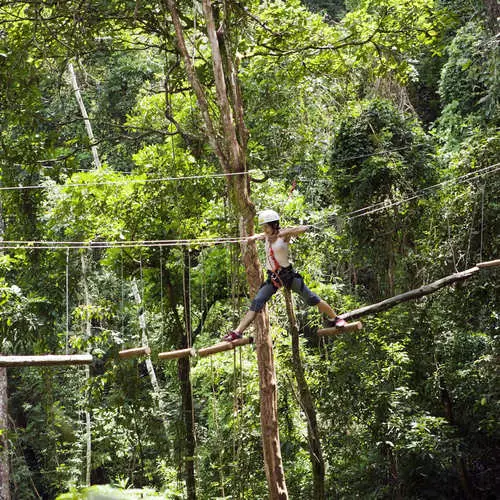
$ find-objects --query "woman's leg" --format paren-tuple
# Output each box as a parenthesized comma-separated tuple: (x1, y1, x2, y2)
(317, 299, 337, 319)
(224, 281, 277, 339)
(290, 277, 345, 325)
(235, 310, 257, 334)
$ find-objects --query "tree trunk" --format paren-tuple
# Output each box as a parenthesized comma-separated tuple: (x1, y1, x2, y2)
(283, 289, 326, 500)
(163, 1, 288, 497)
(68, 63, 101, 169)
(180, 249, 197, 500)
(483, 0, 499, 32)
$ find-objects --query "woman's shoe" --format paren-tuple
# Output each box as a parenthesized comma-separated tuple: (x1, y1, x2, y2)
(222, 330, 243, 342)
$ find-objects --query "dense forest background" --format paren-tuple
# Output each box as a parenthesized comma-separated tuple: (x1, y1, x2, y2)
(0, 0, 498, 498)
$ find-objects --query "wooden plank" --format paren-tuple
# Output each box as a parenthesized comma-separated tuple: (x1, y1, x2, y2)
(342, 267, 480, 321)
(118, 346, 151, 359)
(317, 321, 363, 336)
(158, 347, 196, 360)
(476, 259, 500, 269)
(0, 354, 93, 367)
(197, 337, 253, 358)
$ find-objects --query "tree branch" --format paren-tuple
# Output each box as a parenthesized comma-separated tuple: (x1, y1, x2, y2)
(342, 266, 484, 321)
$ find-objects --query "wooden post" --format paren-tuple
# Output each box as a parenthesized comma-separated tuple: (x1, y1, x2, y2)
(342, 267, 481, 321)
(283, 289, 326, 499)
(198, 337, 253, 358)
(317, 322, 363, 337)
(118, 347, 151, 359)
(0, 355, 93, 367)
(158, 348, 195, 361)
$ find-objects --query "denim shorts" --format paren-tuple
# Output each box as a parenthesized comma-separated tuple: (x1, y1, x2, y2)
(249, 271, 321, 312)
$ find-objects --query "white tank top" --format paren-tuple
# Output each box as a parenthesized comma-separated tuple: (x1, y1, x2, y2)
(265, 237, 290, 271)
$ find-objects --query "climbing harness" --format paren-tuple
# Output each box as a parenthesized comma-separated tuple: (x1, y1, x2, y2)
(267, 244, 301, 290)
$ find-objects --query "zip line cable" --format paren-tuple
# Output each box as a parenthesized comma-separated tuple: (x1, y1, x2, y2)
(0, 169, 262, 192)
(0, 142, 431, 193)
(0, 162, 497, 251)
(346, 163, 499, 220)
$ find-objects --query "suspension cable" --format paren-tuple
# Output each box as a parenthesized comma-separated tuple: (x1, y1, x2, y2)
(1, 162, 497, 250)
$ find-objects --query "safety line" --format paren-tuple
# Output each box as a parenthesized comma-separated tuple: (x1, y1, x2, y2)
(346, 163, 499, 220)
(0, 143, 430, 192)
(0, 169, 260, 192)
(0, 162, 497, 251)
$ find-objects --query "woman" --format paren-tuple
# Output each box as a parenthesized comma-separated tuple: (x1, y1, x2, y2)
(223, 209, 346, 341)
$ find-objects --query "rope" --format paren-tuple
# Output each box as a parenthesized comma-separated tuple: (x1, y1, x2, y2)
(160, 246, 165, 337)
(347, 163, 499, 219)
(480, 184, 485, 262)
(0, 142, 445, 193)
(2, 162, 498, 251)
(65, 248, 70, 354)
(120, 248, 125, 337)
(210, 356, 227, 498)
(0, 169, 263, 192)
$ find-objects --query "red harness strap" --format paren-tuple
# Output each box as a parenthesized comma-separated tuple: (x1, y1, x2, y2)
(268, 245, 283, 288)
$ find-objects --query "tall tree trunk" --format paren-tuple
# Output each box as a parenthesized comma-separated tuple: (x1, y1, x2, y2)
(483, 0, 499, 32)
(163, 1, 288, 497)
(283, 289, 326, 499)
(68, 63, 101, 169)
(180, 249, 197, 499)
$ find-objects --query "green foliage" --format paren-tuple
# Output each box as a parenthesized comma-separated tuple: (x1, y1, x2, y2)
(56, 484, 166, 499)
(0, 0, 498, 498)
(330, 98, 435, 210)
(437, 19, 499, 141)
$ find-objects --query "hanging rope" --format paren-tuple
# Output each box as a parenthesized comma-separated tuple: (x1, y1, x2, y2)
(120, 248, 125, 336)
(160, 246, 165, 337)
(480, 183, 485, 262)
(210, 356, 227, 498)
(65, 248, 70, 354)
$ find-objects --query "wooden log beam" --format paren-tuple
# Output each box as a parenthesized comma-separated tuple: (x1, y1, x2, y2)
(0, 354, 93, 367)
(342, 267, 480, 321)
(158, 347, 196, 361)
(317, 321, 363, 337)
(118, 347, 151, 359)
(197, 337, 253, 358)
(476, 259, 500, 269)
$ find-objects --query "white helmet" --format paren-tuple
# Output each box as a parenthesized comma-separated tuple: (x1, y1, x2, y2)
(258, 209, 280, 225)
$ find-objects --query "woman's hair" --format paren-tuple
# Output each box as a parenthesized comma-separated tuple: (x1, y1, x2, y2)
(269, 221, 280, 233)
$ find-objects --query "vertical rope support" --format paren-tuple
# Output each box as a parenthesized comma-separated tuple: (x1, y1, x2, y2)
(210, 356, 226, 498)
(188, 247, 192, 348)
(200, 249, 206, 334)
(480, 184, 485, 262)
(80, 251, 92, 487)
(65, 248, 70, 354)
(160, 246, 165, 337)
(120, 248, 125, 335)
